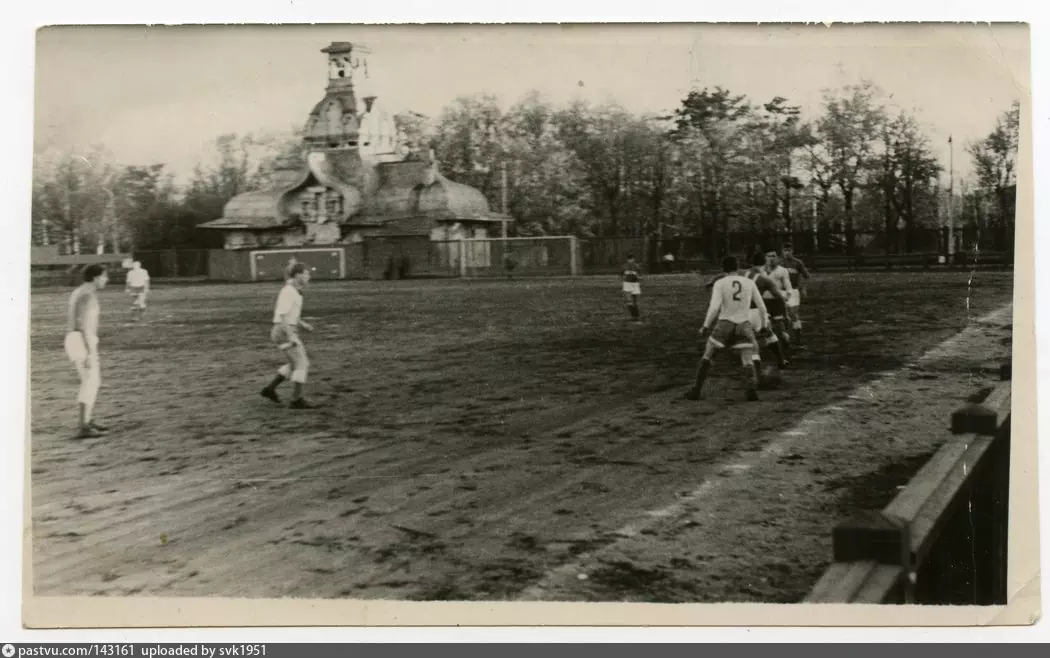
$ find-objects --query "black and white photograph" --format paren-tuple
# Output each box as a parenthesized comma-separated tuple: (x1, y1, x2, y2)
(23, 22, 1036, 624)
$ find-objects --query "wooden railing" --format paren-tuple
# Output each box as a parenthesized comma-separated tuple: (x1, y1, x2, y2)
(806, 364, 1012, 605)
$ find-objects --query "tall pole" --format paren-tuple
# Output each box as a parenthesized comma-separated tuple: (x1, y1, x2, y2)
(500, 161, 509, 239)
(948, 135, 955, 257)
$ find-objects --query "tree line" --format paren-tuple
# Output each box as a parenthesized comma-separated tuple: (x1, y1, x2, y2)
(31, 81, 1019, 253)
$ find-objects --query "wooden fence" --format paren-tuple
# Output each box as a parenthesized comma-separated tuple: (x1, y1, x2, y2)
(806, 364, 1012, 605)
(659, 226, 1014, 273)
(30, 226, 1013, 287)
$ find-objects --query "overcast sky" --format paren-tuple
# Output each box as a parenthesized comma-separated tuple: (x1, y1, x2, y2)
(34, 23, 1028, 184)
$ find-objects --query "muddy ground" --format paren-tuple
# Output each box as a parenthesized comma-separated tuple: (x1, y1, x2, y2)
(29, 270, 1013, 601)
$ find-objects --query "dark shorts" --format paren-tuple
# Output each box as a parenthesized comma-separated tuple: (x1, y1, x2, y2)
(708, 319, 757, 350)
(762, 295, 787, 320)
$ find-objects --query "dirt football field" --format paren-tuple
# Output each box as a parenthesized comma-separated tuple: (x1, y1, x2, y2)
(28, 270, 1014, 602)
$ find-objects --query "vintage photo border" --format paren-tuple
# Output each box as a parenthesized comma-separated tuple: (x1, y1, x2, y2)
(7, 7, 1043, 632)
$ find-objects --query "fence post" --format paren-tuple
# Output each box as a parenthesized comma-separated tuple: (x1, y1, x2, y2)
(569, 236, 580, 276)
(459, 240, 468, 278)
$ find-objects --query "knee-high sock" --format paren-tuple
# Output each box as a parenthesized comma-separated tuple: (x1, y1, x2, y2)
(693, 358, 712, 391)
(744, 364, 758, 391)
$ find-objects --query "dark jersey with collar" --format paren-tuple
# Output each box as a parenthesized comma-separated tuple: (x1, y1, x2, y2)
(622, 261, 642, 283)
(780, 255, 810, 289)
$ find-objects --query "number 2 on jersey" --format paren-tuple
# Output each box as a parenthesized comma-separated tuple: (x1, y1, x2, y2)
(731, 280, 742, 301)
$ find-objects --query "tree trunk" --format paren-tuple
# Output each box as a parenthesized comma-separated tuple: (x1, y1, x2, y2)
(884, 183, 895, 253)
(905, 184, 915, 253)
(843, 187, 855, 230)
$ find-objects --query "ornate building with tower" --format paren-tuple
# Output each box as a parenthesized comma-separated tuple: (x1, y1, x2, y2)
(199, 41, 511, 254)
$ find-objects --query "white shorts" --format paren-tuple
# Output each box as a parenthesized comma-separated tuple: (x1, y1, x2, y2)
(622, 282, 641, 296)
(748, 309, 764, 330)
(128, 287, 147, 308)
(64, 331, 88, 362)
(787, 290, 801, 308)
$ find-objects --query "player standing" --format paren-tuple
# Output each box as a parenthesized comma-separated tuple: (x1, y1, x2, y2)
(779, 243, 810, 346)
(685, 256, 768, 402)
(125, 261, 150, 322)
(260, 263, 318, 409)
(64, 264, 109, 438)
(621, 254, 643, 322)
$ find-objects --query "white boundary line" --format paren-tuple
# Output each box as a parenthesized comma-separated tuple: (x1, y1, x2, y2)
(519, 303, 1014, 600)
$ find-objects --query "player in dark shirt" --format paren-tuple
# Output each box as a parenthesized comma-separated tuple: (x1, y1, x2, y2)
(621, 255, 643, 322)
(779, 243, 810, 346)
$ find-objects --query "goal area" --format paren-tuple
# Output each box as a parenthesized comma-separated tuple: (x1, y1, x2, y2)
(441, 236, 581, 278)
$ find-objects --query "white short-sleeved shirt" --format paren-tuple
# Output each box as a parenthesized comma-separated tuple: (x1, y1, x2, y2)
(708, 274, 761, 324)
(273, 283, 303, 325)
(127, 268, 150, 287)
(762, 265, 793, 297)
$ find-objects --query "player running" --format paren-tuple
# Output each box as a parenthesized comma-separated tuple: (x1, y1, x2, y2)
(621, 254, 643, 322)
(685, 256, 769, 402)
(779, 243, 810, 346)
(260, 262, 318, 409)
(762, 249, 794, 355)
(745, 252, 789, 372)
(65, 264, 109, 438)
(125, 261, 150, 322)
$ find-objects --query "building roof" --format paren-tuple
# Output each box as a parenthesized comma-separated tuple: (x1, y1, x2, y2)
(419, 174, 503, 221)
(198, 190, 286, 230)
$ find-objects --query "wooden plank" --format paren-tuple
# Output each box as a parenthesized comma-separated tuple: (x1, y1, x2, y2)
(885, 435, 995, 566)
(882, 438, 972, 528)
(832, 510, 909, 564)
(951, 383, 1011, 436)
(855, 564, 907, 603)
(806, 561, 904, 604)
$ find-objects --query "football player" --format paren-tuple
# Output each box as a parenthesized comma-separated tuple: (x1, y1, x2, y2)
(65, 264, 110, 438)
(621, 254, 643, 322)
(762, 249, 794, 355)
(261, 263, 318, 409)
(745, 251, 789, 372)
(124, 261, 150, 322)
(779, 243, 810, 346)
(685, 256, 768, 402)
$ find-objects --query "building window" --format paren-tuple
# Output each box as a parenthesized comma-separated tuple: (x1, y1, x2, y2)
(326, 194, 342, 218)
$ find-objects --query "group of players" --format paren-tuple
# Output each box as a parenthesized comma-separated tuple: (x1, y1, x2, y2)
(63, 256, 318, 438)
(62, 245, 807, 439)
(622, 244, 811, 402)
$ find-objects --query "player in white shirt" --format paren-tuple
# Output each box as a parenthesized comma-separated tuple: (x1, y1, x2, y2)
(762, 249, 794, 355)
(65, 264, 110, 438)
(685, 256, 769, 402)
(260, 263, 317, 409)
(125, 261, 150, 321)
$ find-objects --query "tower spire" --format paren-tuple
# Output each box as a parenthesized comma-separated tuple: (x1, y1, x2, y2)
(303, 41, 372, 151)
